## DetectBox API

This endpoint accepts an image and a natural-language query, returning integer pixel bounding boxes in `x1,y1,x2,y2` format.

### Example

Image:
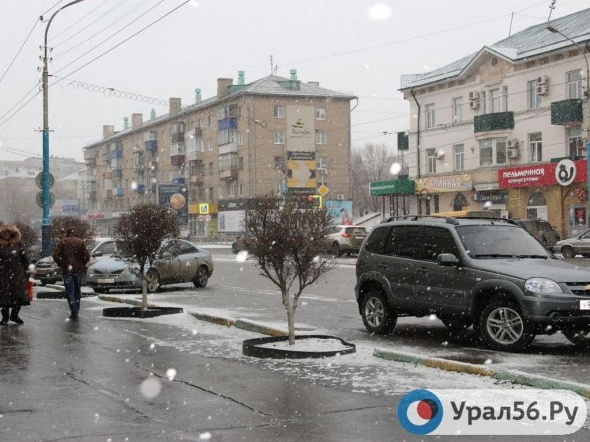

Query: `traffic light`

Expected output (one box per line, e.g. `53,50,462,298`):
306,195,323,209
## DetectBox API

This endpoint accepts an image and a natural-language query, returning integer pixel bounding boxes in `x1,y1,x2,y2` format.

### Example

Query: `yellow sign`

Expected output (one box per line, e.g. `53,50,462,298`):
318,184,329,196
199,203,209,214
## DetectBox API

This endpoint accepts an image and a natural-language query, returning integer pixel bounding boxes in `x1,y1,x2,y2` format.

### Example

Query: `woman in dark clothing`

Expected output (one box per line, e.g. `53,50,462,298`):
0,224,33,325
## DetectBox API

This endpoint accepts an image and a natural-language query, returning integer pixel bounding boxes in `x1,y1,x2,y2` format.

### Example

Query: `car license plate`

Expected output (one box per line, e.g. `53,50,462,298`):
580,300,590,310
97,278,115,284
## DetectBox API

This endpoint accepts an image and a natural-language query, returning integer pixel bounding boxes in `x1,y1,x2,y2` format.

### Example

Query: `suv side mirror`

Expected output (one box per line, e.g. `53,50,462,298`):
437,253,459,267
92,251,103,257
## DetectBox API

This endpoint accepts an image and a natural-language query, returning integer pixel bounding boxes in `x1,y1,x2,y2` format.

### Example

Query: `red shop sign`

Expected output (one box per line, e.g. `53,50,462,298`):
498,159,587,189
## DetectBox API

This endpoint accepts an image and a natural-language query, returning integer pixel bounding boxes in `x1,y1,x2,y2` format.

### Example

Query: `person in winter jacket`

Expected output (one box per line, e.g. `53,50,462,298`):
52,227,90,320
0,224,34,325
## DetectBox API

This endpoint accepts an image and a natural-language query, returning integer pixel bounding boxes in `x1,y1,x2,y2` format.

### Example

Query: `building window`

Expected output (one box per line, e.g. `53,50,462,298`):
479,138,507,166
273,131,285,144
237,132,243,145
529,132,542,162
239,183,244,196
207,115,213,127
527,80,541,109
218,185,224,198
208,140,213,151
489,88,501,113
452,97,463,123
208,187,214,201
274,105,284,118
426,104,435,128
274,156,285,170
567,70,583,99
238,157,244,170
316,157,327,170
229,182,236,197
316,107,326,120
427,148,437,174
453,144,464,171
316,131,327,145
568,126,583,156
208,162,214,175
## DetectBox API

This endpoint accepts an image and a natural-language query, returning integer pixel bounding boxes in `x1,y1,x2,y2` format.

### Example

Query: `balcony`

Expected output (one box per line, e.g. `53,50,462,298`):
145,139,158,151
186,150,204,162
474,111,515,133
114,187,124,197
102,151,112,162
219,167,238,180
103,171,112,179
112,168,123,179
134,184,145,194
84,147,97,161
106,189,113,198
172,132,185,143
218,118,237,130
171,155,185,166
219,142,238,155
551,99,583,126
133,161,145,172
112,148,123,159
85,157,96,167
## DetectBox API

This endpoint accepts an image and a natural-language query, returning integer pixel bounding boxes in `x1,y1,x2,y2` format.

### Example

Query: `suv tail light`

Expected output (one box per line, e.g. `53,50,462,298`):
341,233,351,238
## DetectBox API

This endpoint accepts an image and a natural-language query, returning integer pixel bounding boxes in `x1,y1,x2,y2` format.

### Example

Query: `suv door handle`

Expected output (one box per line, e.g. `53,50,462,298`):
417,268,428,273
377,263,388,269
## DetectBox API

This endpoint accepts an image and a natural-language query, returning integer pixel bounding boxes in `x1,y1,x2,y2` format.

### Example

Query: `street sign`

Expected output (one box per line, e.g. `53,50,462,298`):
318,184,329,196
36,191,55,209
35,172,55,189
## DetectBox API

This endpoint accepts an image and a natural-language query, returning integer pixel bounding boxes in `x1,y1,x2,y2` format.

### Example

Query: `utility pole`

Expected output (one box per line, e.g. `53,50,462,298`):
41,0,86,257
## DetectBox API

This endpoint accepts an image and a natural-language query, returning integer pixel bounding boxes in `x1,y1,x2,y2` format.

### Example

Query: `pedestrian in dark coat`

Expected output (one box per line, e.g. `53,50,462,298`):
0,224,33,325
52,227,90,320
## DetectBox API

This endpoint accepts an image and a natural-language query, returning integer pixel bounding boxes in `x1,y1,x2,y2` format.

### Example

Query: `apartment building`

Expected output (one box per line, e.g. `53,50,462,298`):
398,8,590,238
83,70,357,237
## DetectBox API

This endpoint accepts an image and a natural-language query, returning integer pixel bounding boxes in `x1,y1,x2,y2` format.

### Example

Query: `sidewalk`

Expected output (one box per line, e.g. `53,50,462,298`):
97,293,590,400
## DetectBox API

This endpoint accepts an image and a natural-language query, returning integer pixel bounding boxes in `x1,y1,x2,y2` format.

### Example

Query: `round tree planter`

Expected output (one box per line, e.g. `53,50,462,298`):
242,334,356,359
103,306,183,318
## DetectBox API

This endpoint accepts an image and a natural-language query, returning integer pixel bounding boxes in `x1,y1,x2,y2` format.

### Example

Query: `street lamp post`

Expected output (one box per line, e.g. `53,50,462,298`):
41,0,85,257
546,25,590,229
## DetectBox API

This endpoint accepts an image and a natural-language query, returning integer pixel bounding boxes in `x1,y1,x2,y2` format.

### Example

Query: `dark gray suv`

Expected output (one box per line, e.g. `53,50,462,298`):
354,216,590,352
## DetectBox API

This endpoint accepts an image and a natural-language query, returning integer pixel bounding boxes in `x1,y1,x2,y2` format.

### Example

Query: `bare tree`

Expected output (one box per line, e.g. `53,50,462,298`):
114,204,180,310
13,221,39,250
350,143,395,216
244,196,337,344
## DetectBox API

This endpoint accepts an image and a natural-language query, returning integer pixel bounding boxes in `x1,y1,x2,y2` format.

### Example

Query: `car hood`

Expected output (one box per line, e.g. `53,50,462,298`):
90,257,136,272
469,257,590,282
555,238,578,246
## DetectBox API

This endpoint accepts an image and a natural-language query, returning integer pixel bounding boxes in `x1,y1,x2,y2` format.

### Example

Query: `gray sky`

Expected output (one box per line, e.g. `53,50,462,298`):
0,0,587,162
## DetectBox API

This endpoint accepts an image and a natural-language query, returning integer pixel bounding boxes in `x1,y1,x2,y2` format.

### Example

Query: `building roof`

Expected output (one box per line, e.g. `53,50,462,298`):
400,7,590,89
84,73,356,150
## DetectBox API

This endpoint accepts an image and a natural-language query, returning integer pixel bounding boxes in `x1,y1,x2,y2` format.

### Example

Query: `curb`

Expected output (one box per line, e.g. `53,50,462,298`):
95,294,590,399
373,347,590,399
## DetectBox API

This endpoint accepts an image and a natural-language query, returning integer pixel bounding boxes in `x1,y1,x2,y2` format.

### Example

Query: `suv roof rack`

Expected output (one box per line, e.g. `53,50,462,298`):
382,215,518,226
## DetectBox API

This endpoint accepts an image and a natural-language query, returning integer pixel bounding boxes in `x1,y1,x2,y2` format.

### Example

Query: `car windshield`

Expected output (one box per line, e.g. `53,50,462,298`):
457,225,551,258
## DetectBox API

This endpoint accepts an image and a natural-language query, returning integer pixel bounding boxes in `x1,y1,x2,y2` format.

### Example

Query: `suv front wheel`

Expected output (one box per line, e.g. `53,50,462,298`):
361,290,397,334
478,299,534,351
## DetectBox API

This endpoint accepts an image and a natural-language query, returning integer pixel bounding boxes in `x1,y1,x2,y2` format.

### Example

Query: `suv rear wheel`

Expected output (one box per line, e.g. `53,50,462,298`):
479,299,534,351
361,290,397,334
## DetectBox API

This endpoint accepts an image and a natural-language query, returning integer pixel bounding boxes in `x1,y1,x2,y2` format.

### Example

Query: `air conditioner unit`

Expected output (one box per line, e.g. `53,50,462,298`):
336,194,345,200
435,150,445,160
537,84,548,95
507,139,519,148
537,75,549,85
468,91,479,100
507,148,519,159
469,99,479,110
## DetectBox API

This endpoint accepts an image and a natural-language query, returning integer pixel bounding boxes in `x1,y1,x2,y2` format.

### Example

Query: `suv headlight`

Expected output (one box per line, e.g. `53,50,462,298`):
525,278,563,295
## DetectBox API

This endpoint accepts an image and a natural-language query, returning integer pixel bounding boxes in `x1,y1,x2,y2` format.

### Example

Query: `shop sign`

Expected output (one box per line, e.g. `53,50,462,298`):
415,174,472,193
498,159,587,189
474,190,506,204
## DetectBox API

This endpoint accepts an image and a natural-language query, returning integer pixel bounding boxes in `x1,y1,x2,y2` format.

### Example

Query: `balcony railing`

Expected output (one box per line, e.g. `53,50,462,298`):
474,111,515,133
219,167,238,180
171,155,185,166
551,99,583,126
145,139,158,151
114,187,124,197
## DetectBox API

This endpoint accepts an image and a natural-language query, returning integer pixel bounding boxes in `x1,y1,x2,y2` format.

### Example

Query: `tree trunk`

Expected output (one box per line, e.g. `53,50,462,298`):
141,276,148,311
287,307,295,345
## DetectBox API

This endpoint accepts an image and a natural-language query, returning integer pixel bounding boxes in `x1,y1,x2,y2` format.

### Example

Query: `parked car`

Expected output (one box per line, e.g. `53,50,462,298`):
553,228,590,258
514,219,560,248
354,216,590,351
34,237,116,286
324,225,367,256
85,239,214,294
231,232,257,254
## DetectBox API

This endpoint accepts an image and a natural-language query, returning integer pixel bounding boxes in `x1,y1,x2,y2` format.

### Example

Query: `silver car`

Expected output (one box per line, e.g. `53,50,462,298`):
553,228,590,259
324,225,368,256
85,239,214,294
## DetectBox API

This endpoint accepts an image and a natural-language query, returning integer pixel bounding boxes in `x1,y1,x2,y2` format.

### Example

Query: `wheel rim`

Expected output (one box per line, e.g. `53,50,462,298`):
332,243,340,255
146,272,159,292
364,297,384,327
486,307,523,344
197,267,208,286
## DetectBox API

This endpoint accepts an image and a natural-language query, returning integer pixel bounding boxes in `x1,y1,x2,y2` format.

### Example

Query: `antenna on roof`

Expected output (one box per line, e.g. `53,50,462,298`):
270,55,278,75
548,0,556,21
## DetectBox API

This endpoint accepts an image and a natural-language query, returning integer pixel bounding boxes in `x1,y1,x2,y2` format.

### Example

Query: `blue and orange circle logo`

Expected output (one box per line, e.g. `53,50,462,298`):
398,389,443,435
